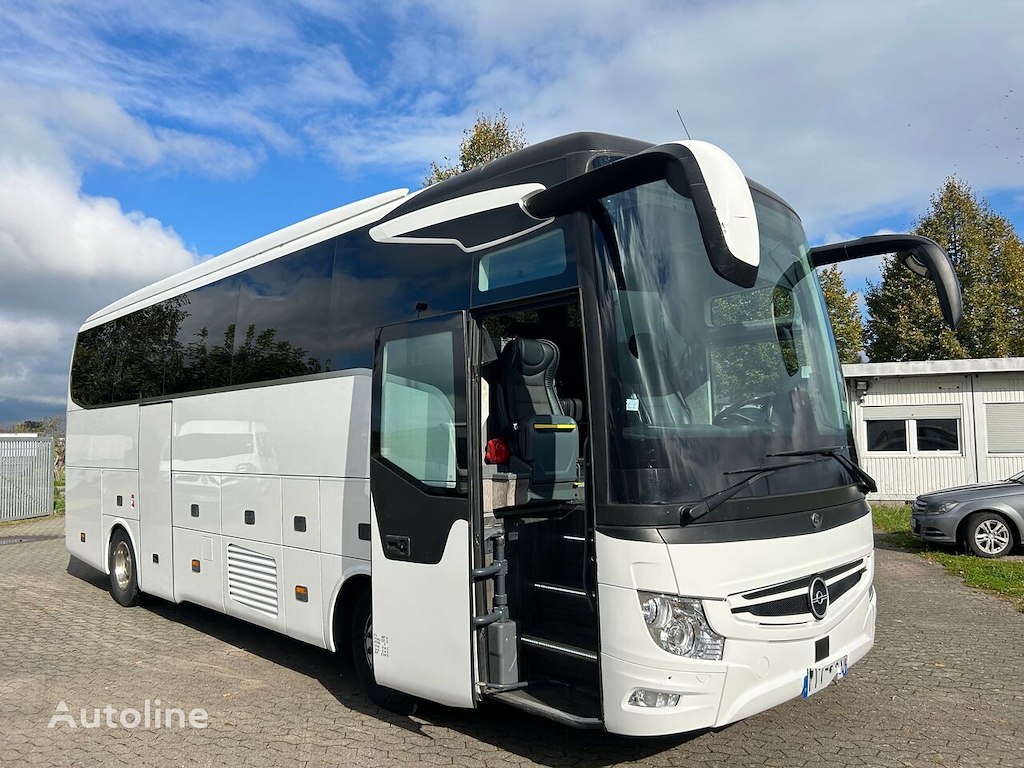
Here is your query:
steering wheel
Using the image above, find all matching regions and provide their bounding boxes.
[713,393,774,426]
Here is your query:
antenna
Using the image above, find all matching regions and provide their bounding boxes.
[675,109,692,140]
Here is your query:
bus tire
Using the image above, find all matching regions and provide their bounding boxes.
[108,528,141,607]
[350,590,417,714]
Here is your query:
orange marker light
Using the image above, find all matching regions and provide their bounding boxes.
[295,585,309,602]
[191,559,201,573]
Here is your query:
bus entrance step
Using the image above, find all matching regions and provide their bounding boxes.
[487,686,602,728]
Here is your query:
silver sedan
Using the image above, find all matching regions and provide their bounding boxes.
[911,471,1024,558]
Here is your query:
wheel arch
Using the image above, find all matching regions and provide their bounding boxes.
[956,508,1021,549]
[104,518,140,577]
[330,570,370,656]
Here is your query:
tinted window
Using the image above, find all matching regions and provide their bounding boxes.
[917,418,959,451]
[173,278,241,391]
[71,229,475,408]
[233,242,333,384]
[71,277,242,407]
[478,229,568,292]
[70,323,120,406]
[328,232,470,371]
[112,298,194,402]
[472,224,576,306]
[866,420,907,452]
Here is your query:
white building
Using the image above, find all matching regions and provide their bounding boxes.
[843,358,1024,502]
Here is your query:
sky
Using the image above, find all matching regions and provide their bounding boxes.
[1,0,1023,423]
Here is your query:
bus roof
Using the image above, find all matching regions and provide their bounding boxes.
[84,188,410,328]
[81,132,799,331]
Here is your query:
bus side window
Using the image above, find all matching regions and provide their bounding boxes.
[379,331,461,491]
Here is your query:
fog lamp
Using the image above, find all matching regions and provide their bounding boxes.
[628,689,681,708]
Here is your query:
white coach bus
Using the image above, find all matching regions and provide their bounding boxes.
[65,133,961,735]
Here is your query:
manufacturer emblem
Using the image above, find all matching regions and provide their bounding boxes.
[811,511,823,529]
[808,576,829,620]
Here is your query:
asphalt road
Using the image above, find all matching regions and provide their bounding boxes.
[1,515,1022,767]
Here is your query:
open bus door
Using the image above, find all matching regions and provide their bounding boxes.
[369,311,477,708]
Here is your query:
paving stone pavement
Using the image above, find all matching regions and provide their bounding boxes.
[1,515,1022,768]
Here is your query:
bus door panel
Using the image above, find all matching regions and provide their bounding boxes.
[370,312,476,708]
[138,402,174,601]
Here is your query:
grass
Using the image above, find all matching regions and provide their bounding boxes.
[54,479,65,515]
[872,504,1024,612]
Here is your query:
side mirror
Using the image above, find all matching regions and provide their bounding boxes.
[808,234,963,329]
[522,140,761,288]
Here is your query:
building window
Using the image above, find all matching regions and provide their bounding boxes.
[866,420,907,452]
[985,403,1024,453]
[916,418,960,451]
[864,415,962,454]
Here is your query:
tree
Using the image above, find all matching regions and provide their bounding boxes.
[2,414,64,437]
[425,110,527,186]
[817,264,863,363]
[864,176,1024,361]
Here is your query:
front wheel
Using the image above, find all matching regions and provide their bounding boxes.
[350,590,417,714]
[964,512,1014,558]
[108,529,140,606]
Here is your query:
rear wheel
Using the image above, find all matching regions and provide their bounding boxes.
[350,590,417,714]
[108,529,140,606]
[964,512,1014,558]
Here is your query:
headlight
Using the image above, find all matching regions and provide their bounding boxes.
[637,592,724,661]
[924,502,958,515]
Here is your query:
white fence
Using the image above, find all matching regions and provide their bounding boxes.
[0,436,54,521]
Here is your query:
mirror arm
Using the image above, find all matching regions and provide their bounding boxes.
[522,151,668,220]
[522,142,759,288]
[808,234,963,330]
[810,234,938,268]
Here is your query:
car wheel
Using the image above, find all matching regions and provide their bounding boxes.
[964,512,1014,558]
[350,590,418,714]
[108,528,141,606]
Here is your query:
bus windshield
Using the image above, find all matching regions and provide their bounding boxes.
[595,180,852,508]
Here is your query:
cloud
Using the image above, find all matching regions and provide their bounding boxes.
[0,2,371,160]
[0,78,260,180]
[6,0,1020,236]
[0,315,63,355]
[0,314,70,413]
[336,0,1024,239]
[0,79,199,420]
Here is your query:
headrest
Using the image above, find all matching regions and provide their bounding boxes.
[507,338,558,377]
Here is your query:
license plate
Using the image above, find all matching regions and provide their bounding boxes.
[802,655,848,698]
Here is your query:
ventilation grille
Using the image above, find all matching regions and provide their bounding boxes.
[227,543,279,618]
[740,569,864,617]
[729,558,867,623]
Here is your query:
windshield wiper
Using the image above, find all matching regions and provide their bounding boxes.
[768,446,877,493]
[679,459,814,524]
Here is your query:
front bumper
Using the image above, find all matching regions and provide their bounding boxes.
[599,582,877,737]
[910,511,959,544]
